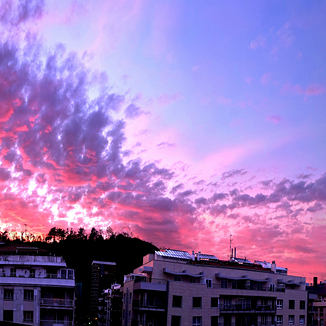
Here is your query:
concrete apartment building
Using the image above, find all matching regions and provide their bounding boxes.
[0,243,75,326]
[122,249,307,326]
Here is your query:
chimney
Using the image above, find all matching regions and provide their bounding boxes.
[314,277,318,287]
[271,261,276,273]
[191,250,195,261]
[231,248,234,259]
[234,247,236,259]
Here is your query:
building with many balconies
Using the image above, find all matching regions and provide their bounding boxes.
[0,242,75,326]
[122,249,307,326]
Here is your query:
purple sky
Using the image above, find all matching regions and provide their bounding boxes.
[0,0,326,281]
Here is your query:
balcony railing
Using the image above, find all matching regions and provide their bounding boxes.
[40,298,74,307]
[40,320,73,326]
[133,299,165,310]
[0,255,64,263]
[219,304,276,313]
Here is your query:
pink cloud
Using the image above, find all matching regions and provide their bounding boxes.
[282,83,325,96]
[157,93,182,105]
[250,36,266,49]
[261,72,271,85]
[266,115,281,124]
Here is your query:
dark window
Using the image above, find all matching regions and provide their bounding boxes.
[211,297,218,308]
[4,289,13,300]
[3,310,13,322]
[174,276,181,282]
[193,297,202,308]
[289,315,294,325]
[193,316,202,326]
[172,295,182,308]
[61,270,67,279]
[232,281,238,289]
[24,290,33,301]
[171,315,181,326]
[300,300,305,309]
[68,269,74,279]
[289,300,295,309]
[10,268,16,277]
[221,280,228,288]
[190,278,196,283]
[206,279,212,288]
[30,269,35,278]
[211,316,219,326]
[23,311,33,323]
[257,283,263,290]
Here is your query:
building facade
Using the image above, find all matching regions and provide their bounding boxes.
[122,249,307,326]
[0,243,75,326]
[90,260,116,318]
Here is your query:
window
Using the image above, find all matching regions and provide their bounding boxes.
[68,269,74,279]
[4,289,13,300]
[270,283,275,291]
[300,315,305,325]
[193,297,202,308]
[10,268,16,277]
[3,310,13,322]
[211,316,218,326]
[24,290,33,301]
[211,297,218,308]
[30,269,35,278]
[172,295,182,308]
[190,278,196,283]
[206,279,212,288]
[129,292,132,304]
[289,315,294,325]
[232,281,238,289]
[277,300,283,309]
[128,311,131,322]
[321,319,324,326]
[174,276,182,282]
[321,308,324,317]
[276,316,283,325]
[257,283,263,291]
[300,300,305,309]
[61,270,67,279]
[221,280,228,288]
[261,316,267,325]
[24,311,33,323]
[289,300,295,309]
[193,316,202,326]
[171,315,181,326]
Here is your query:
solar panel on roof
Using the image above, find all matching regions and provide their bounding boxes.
[155,249,192,260]
[199,253,218,261]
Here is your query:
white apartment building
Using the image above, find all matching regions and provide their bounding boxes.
[0,243,75,326]
[122,249,307,326]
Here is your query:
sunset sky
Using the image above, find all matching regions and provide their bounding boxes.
[0,0,325,282]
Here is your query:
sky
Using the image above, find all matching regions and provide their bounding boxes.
[0,0,325,282]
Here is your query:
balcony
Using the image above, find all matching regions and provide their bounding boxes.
[219,304,276,314]
[132,278,167,292]
[40,298,74,308]
[133,299,165,311]
[0,255,65,265]
[40,320,73,326]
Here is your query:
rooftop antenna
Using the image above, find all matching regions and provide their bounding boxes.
[229,234,232,259]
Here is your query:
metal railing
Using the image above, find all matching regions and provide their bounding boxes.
[40,320,73,326]
[219,304,276,313]
[0,255,63,263]
[133,299,165,310]
[40,298,74,307]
